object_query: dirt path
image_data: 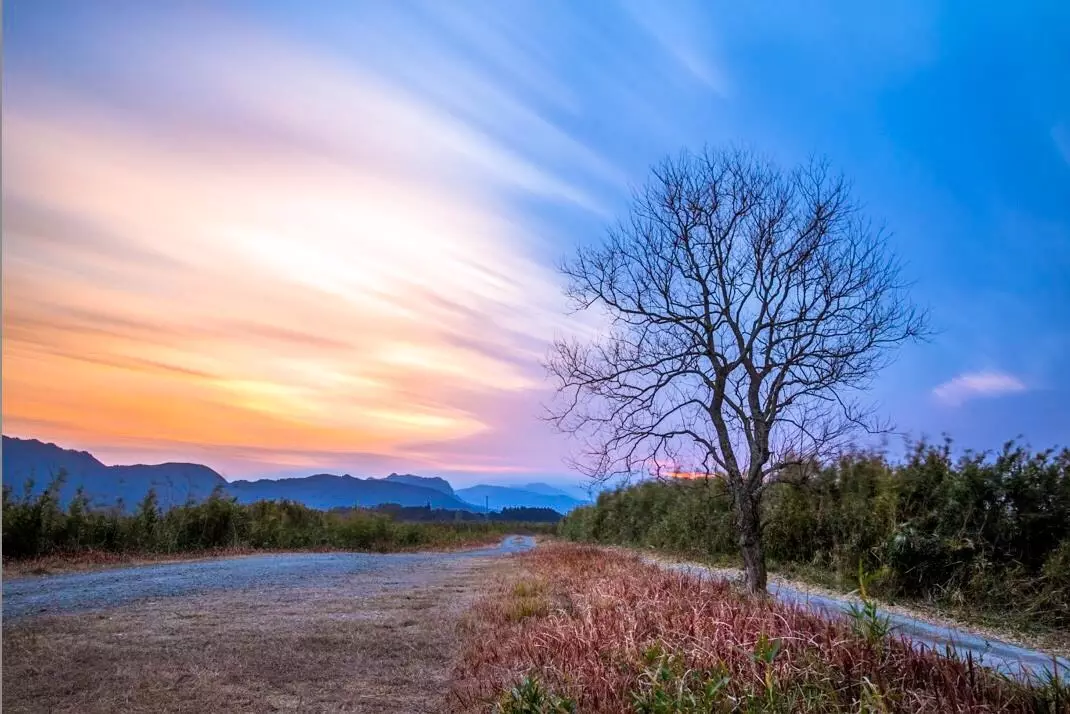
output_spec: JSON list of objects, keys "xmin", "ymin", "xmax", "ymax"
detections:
[{"xmin": 2, "ymin": 537, "xmax": 533, "ymax": 713}]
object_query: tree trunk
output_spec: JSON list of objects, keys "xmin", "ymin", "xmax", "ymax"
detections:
[{"xmin": 734, "ymin": 492, "xmax": 767, "ymax": 594}]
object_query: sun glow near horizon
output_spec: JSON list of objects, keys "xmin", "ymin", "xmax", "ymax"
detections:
[{"xmin": 5, "ymin": 1, "xmax": 1066, "ymax": 478}]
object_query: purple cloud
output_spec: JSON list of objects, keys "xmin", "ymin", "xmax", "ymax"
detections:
[{"xmin": 932, "ymin": 371, "xmax": 1027, "ymax": 406}]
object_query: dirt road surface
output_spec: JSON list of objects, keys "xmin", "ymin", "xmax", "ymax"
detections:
[{"xmin": 2, "ymin": 536, "xmax": 534, "ymax": 713}]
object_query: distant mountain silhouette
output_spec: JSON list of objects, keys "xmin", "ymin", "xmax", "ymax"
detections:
[
  {"xmin": 2, "ymin": 435, "xmax": 590, "ymax": 514},
  {"xmin": 517, "ymin": 481, "xmax": 598, "ymax": 502},
  {"xmin": 383, "ymin": 472, "xmax": 455, "ymax": 495},
  {"xmin": 226, "ymin": 473, "xmax": 472, "ymax": 510},
  {"xmin": 521, "ymin": 482, "xmax": 571, "ymax": 496},
  {"xmin": 1, "ymin": 436, "xmax": 226, "ymax": 509},
  {"xmin": 455, "ymin": 484, "xmax": 588, "ymax": 513}
]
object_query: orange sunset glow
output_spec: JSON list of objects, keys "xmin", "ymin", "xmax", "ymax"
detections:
[
  {"xmin": 7, "ymin": 1, "xmax": 1066, "ymax": 486},
  {"xmin": 1, "ymin": 12, "xmax": 611, "ymax": 480}
]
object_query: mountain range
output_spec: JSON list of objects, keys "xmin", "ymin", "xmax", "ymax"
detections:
[
  {"xmin": 0, "ymin": 436, "xmax": 590, "ymax": 513},
  {"xmin": 454, "ymin": 484, "xmax": 589, "ymax": 516}
]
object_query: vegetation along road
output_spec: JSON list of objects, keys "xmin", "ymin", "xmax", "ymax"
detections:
[{"xmin": 659, "ymin": 560, "xmax": 1070, "ymax": 681}]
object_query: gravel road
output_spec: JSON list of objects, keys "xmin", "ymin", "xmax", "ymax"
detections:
[
  {"xmin": 2, "ymin": 535, "xmax": 535, "ymax": 622},
  {"xmin": 662, "ymin": 561, "xmax": 1069, "ymax": 681}
]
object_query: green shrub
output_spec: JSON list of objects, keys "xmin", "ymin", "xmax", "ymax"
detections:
[
  {"xmin": 2, "ymin": 472, "xmax": 543, "ymax": 561},
  {"xmin": 560, "ymin": 439, "xmax": 1070, "ymax": 629},
  {"xmin": 497, "ymin": 676, "xmax": 576, "ymax": 714}
]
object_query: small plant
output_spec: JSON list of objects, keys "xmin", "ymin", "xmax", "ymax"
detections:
[
  {"xmin": 751, "ymin": 632, "xmax": 782, "ymax": 665},
  {"xmin": 1030, "ymin": 658, "xmax": 1066, "ymax": 714},
  {"xmin": 497, "ymin": 675, "xmax": 576, "ymax": 714},
  {"xmin": 631, "ymin": 644, "xmax": 730, "ymax": 713},
  {"xmin": 505, "ymin": 596, "xmax": 550, "ymax": 622},
  {"xmin": 512, "ymin": 580, "xmax": 545, "ymax": 598},
  {"xmin": 847, "ymin": 561, "xmax": 893, "ymax": 646},
  {"xmin": 750, "ymin": 632, "xmax": 783, "ymax": 704}
]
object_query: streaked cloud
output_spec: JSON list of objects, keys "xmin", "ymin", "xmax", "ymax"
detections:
[
  {"xmin": 932, "ymin": 371, "xmax": 1028, "ymax": 406},
  {"xmin": 8, "ymin": 1, "xmax": 1064, "ymax": 478},
  {"xmin": 2, "ymin": 8, "xmax": 623, "ymax": 476},
  {"xmin": 621, "ymin": 0, "xmax": 730, "ymax": 96}
]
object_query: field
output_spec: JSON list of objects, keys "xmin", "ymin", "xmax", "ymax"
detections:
[
  {"xmin": 5, "ymin": 539, "xmax": 1066, "ymax": 712},
  {"xmin": 450, "ymin": 543, "xmax": 1066, "ymax": 713},
  {"xmin": 2, "ymin": 540, "xmax": 533, "ymax": 712}
]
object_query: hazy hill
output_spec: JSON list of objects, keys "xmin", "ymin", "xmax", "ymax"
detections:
[
  {"xmin": 520, "ymin": 482, "xmax": 571, "ymax": 496},
  {"xmin": 383, "ymin": 473, "xmax": 455, "ymax": 495},
  {"xmin": 455, "ymin": 484, "xmax": 589, "ymax": 513},
  {"xmin": 2, "ymin": 435, "xmax": 589, "ymax": 514},
  {"xmin": 2, "ymin": 436, "xmax": 226, "ymax": 509},
  {"xmin": 226, "ymin": 473, "xmax": 473, "ymax": 510}
]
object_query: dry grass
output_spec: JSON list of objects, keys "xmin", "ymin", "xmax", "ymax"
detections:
[
  {"xmin": 655, "ymin": 552, "xmax": 1070, "ymax": 658},
  {"xmin": 3, "ymin": 555, "xmax": 508, "ymax": 713},
  {"xmin": 449, "ymin": 543, "xmax": 1065, "ymax": 713}
]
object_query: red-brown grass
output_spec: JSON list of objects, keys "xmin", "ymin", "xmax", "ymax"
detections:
[{"xmin": 450, "ymin": 543, "xmax": 1065, "ymax": 713}]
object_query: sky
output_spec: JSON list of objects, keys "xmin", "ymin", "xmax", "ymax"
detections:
[{"xmin": 3, "ymin": 1, "xmax": 1069, "ymax": 486}]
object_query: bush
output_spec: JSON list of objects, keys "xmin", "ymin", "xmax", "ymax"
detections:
[
  {"xmin": 560, "ymin": 440, "xmax": 1070, "ymax": 629},
  {"xmin": 496, "ymin": 676, "xmax": 575, "ymax": 714},
  {"xmin": 2, "ymin": 472, "xmax": 545, "ymax": 561}
]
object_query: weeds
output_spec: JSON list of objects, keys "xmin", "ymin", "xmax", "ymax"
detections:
[
  {"xmin": 451, "ymin": 543, "xmax": 1063, "ymax": 713},
  {"xmin": 496, "ymin": 676, "xmax": 576, "ymax": 714},
  {"xmin": 632, "ymin": 645, "xmax": 729, "ymax": 713},
  {"xmin": 505, "ymin": 596, "xmax": 550, "ymax": 622},
  {"xmin": 847, "ymin": 563, "xmax": 894, "ymax": 646},
  {"xmin": 512, "ymin": 580, "xmax": 546, "ymax": 598}
]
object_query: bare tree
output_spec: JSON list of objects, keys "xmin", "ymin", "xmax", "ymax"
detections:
[{"xmin": 546, "ymin": 148, "xmax": 927, "ymax": 593}]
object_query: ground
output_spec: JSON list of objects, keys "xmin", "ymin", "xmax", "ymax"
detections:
[
  {"xmin": 2, "ymin": 539, "xmax": 532, "ymax": 713},
  {"xmin": 3, "ymin": 539, "xmax": 1064, "ymax": 713}
]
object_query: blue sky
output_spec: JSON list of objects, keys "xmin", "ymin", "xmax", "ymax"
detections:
[{"xmin": 3, "ymin": 1, "xmax": 1068, "ymax": 483}]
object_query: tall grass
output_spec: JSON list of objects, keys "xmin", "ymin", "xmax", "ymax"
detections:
[
  {"xmin": 2, "ymin": 476, "xmax": 551, "ymax": 562},
  {"xmin": 451, "ymin": 544, "xmax": 1065, "ymax": 713},
  {"xmin": 561, "ymin": 440, "xmax": 1070, "ymax": 632}
]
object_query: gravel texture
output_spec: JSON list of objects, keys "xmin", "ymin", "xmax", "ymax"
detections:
[{"xmin": 2, "ymin": 535, "xmax": 535, "ymax": 622}]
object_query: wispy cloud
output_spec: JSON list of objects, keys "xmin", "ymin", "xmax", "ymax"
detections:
[
  {"xmin": 1, "ymin": 10, "xmax": 613, "ymax": 475},
  {"xmin": 1, "ymin": 2, "xmax": 731, "ymax": 478},
  {"xmin": 621, "ymin": 0, "xmax": 730, "ymax": 96},
  {"xmin": 932, "ymin": 371, "xmax": 1027, "ymax": 406}
]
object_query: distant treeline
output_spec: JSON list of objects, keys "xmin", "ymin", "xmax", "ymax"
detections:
[
  {"xmin": 358, "ymin": 503, "xmax": 564, "ymax": 523},
  {"xmin": 2, "ymin": 475, "xmax": 556, "ymax": 561},
  {"xmin": 561, "ymin": 440, "xmax": 1070, "ymax": 630}
]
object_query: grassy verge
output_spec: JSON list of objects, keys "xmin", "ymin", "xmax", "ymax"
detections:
[
  {"xmin": 595, "ymin": 540, "xmax": 1070, "ymax": 658},
  {"xmin": 625, "ymin": 546, "xmax": 1070, "ymax": 657},
  {"xmin": 768, "ymin": 559, "xmax": 1070, "ymax": 658},
  {"xmin": 449, "ymin": 543, "xmax": 1066, "ymax": 713}
]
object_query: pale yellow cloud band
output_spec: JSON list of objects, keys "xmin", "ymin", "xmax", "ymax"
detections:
[{"xmin": 2, "ymin": 24, "xmax": 601, "ymax": 472}]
